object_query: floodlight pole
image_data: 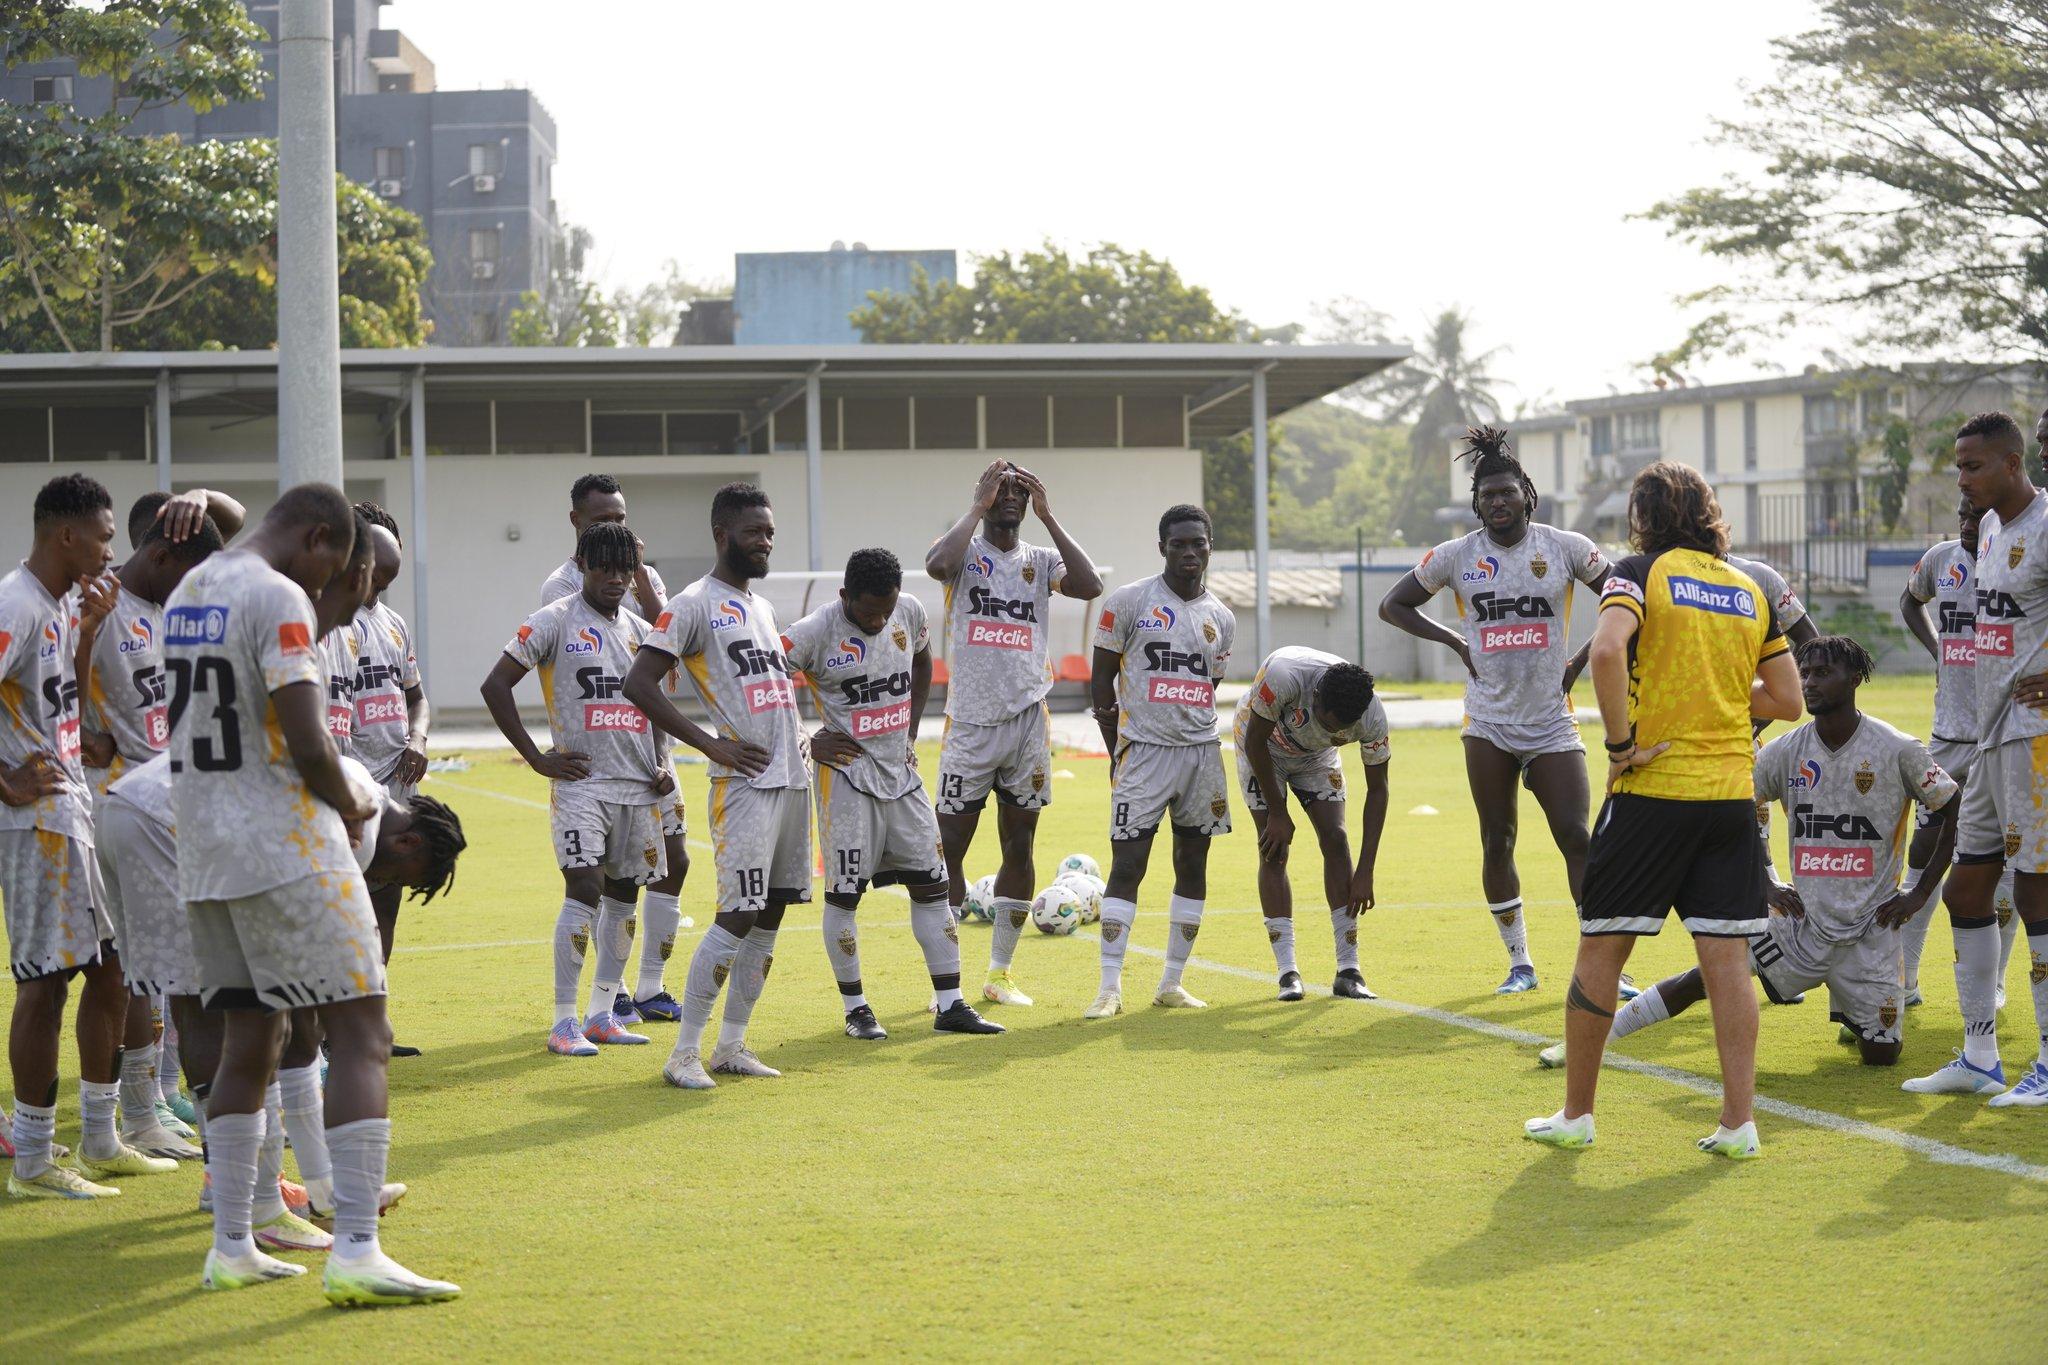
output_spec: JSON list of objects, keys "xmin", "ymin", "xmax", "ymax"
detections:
[
  {"xmin": 276, "ymin": 0, "xmax": 343, "ymax": 491},
  {"xmin": 409, "ymin": 366, "xmax": 430, "ymax": 682},
  {"xmin": 1251, "ymin": 364, "xmax": 1274, "ymax": 664}
]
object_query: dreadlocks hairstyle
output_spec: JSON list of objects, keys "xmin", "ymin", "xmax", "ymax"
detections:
[
  {"xmin": 1459, "ymin": 425, "xmax": 1537, "ymax": 521},
  {"xmin": 1627, "ymin": 460, "xmax": 1728, "ymax": 557},
  {"xmin": 127, "ymin": 491, "xmax": 171, "ymax": 548},
  {"xmin": 575, "ymin": 520, "xmax": 641, "ymax": 575},
  {"xmin": 1315, "ymin": 662, "xmax": 1376, "ymax": 727},
  {"xmin": 138, "ymin": 510, "xmax": 225, "ymax": 564},
  {"xmin": 1957, "ymin": 411, "xmax": 2026, "ymax": 454},
  {"xmin": 1795, "ymin": 634, "xmax": 1875, "ymax": 686},
  {"xmin": 353, "ymin": 500, "xmax": 401, "ymax": 547},
  {"xmin": 345, "ymin": 510, "xmax": 375, "ymax": 572},
  {"xmin": 400, "ymin": 792, "xmax": 467, "ymax": 904},
  {"xmin": 570, "ymin": 472, "xmax": 622, "ymax": 507},
  {"xmin": 710, "ymin": 481, "xmax": 771, "ymax": 531},
  {"xmin": 843, "ymin": 547, "xmax": 902, "ymax": 600},
  {"xmin": 33, "ymin": 473, "xmax": 113, "ymax": 529},
  {"xmin": 1158, "ymin": 503, "xmax": 1214, "ymax": 542}
]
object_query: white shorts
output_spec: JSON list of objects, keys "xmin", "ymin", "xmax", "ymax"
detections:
[
  {"xmin": 708, "ymin": 779, "xmax": 812, "ymax": 913},
  {"xmin": 1954, "ymin": 735, "xmax": 2048, "ymax": 874},
  {"xmin": 188, "ymin": 871, "xmax": 386, "ymax": 1013},
  {"xmin": 1749, "ymin": 913, "xmax": 1904, "ymax": 1046},
  {"xmin": 550, "ymin": 785, "xmax": 666, "ymax": 885},
  {"xmin": 97, "ymin": 798, "xmax": 197, "ymax": 997},
  {"xmin": 1462, "ymin": 712, "xmax": 1586, "ymax": 768},
  {"xmin": 1, "ymin": 828, "xmax": 111, "ymax": 982},
  {"xmin": 1235, "ymin": 745, "xmax": 1346, "ymax": 813},
  {"xmin": 936, "ymin": 706, "xmax": 1053, "ymax": 813},
  {"xmin": 1111, "ymin": 740, "xmax": 1231, "ymax": 842},
  {"xmin": 1927, "ymin": 737, "xmax": 1977, "ymax": 786},
  {"xmin": 816, "ymin": 769, "xmax": 945, "ymax": 897}
]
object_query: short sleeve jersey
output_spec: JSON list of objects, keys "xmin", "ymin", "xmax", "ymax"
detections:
[
  {"xmin": 84, "ymin": 585, "xmax": 169, "ymax": 790},
  {"xmin": 1722, "ymin": 554, "xmax": 1809, "ymax": 635},
  {"xmin": 164, "ymin": 551, "xmax": 357, "ymax": 901},
  {"xmin": 1092, "ymin": 576, "xmax": 1235, "ymax": 747},
  {"xmin": 1755, "ymin": 717, "xmax": 1956, "ymax": 943},
  {"xmin": 1905, "ymin": 538, "xmax": 1978, "ymax": 743},
  {"xmin": 349, "ymin": 601, "xmax": 420, "ymax": 783},
  {"xmin": 781, "ymin": 595, "xmax": 928, "ymax": 800},
  {"xmin": 0, "ymin": 566, "xmax": 93, "ymax": 842},
  {"xmin": 940, "ymin": 535, "xmax": 1065, "ymax": 725},
  {"xmin": 1599, "ymin": 548, "xmax": 1789, "ymax": 802},
  {"xmin": 1971, "ymin": 494, "xmax": 2048, "ymax": 749},
  {"xmin": 1244, "ymin": 646, "xmax": 1391, "ymax": 766},
  {"xmin": 502, "ymin": 594, "xmax": 667, "ymax": 805},
  {"xmin": 1412, "ymin": 524, "xmax": 1610, "ymax": 726},
  {"xmin": 318, "ymin": 623, "xmax": 359, "ymax": 751},
  {"xmin": 649, "ymin": 576, "xmax": 808, "ymax": 791}
]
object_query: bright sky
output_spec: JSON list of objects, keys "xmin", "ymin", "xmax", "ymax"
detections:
[{"xmin": 385, "ymin": 0, "xmax": 1819, "ymax": 406}]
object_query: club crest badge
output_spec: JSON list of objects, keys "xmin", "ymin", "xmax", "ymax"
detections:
[
  {"xmin": 1178, "ymin": 924, "xmax": 1198, "ymax": 942},
  {"xmin": 2013, "ymin": 537, "xmax": 2027, "ymax": 570},
  {"xmin": 1328, "ymin": 771, "xmax": 1344, "ymax": 790},
  {"xmin": 713, "ymin": 962, "xmax": 730, "ymax": 988},
  {"xmin": 2007, "ymin": 823, "xmax": 2023, "ymax": 859},
  {"xmin": 1021, "ymin": 563, "xmax": 1036, "ymax": 585},
  {"xmin": 1009, "ymin": 908, "xmax": 1029, "ymax": 929},
  {"xmin": 1531, "ymin": 553, "xmax": 1549, "ymax": 580},
  {"xmin": 2034, "ymin": 953, "xmax": 2048, "ymax": 987},
  {"xmin": 1031, "ymin": 768, "xmax": 1046, "ymax": 793},
  {"xmin": 837, "ymin": 931, "xmax": 857, "ymax": 958},
  {"xmin": 1203, "ymin": 620, "xmax": 1217, "ymax": 644},
  {"xmin": 1854, "ymin": 761, "xmax": 1875, "ymax": 795},
  {"xmin": 892, "ymin": 627, "xmax": 908, "ymax": 651},
  {"xmin": 1880, "ymin": 997, "xmax": 1898, "ymax": 1029},
  {"xmin": 1102, "ymin": 921, "xmax": 1124, "ymax": 944},
  {"xmin": 1210, "ymin": 795, "xmax": 1227, "ymax": 818}
]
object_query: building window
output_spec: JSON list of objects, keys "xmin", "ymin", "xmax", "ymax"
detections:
[
  {"xmin": 1053, "ymin": 395, "xmax": 1117, "ymax": 449},
  {"xmin": 912, "ymin": 396, "xmax": 977, "ymax": 451},
  {"xmin": 591, "ymin": 413, "xmax": 663, "ymax": 457},
  {"xmin": 1616, "ymin": 410, "xmax": 1659, "ymax": 451},
  {"xmin": 1589, "ymin": 416, "xmax": 1612, "ymax": 458},
  {"xmin": 666, "ymin": 413, "xmax": 740, "ymax": 455},
  {"xmin": 374, "ymin": 146, "xmax": 405, "ymax": 181},
  {"xmin": 53, "ymin": 406, "xmax": 147, "ymax": 462},
  {"xmin": 493, "ymin": 401, "xmax": 585, "ymax": 455},
  {"xmin": 424, "ymin": 400, "xmax": 492, "ymax": 454},
  {"xmin": 469, "ymin": 228, "xmax": 500, "ymax": 265},
  {"xmin": 468, "ymin": 142, "xmax": 504, "ymax": 178},
  {"xmin": 842, "ymin": 397, "xmax": 910, "ymax": 451},
  {"xmin": 1804, "ymin": 394, "xmax": 1851, "ymax": 436},
  {"xmin": 1123, "ymin": 395, "xmax": 1183, "ymax": 447},
  {"xmin": 985, "ymin": 393, "xmax": 1049, "ymax": 449},
  {"xmin": 0, "ymin": 407, "xmax": 48, "ymax": 462},
  {"xmin": 32, "ymin": 76, "xmax": 73, "ymax": 105}
]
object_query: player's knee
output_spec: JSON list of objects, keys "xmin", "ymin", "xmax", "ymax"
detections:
[
  {"xmin": 824, "ymin": 893, "xmax": 860, "ymax": 912},
  {"xmin": 1314, "ymin": 824, "xmax": 1349, "ymax": 862},
  {"xmin": 1478, "ymin": 823, "xmax": 1517, "ymax": 860},
  {"xmin": 15, "ymin": 976, "xmax": 66, "ymax": 1027},
  {"xmin": 1550, "ymin": 819, "xmax": 1589, "ymax": 860},
  {"xmin": 561, "ymin": 869, "xmax": 603, "ymax": 906}
]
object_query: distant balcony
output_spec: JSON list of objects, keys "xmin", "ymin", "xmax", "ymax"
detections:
[{"xmin": 369, "ymin": 28, "xmax": 436, "ymax": 92}]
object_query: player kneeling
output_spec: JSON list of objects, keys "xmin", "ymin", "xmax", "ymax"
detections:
[
  {"xmin": 1539, "ymin": 637, "xmax": 1956, "ymax": 1088},
  {"xmin": 782, "ymin": 550, "xmax": 1002, "ymax": 1038}
]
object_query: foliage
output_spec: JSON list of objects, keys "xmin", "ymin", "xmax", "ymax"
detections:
[
  {"xmin": 1643, "ymin": 0, "xmax": 2048, "ymax": 375},
  {"xmin": 507, "ymin": 221, "xmax": 720, "ymax": 347}
]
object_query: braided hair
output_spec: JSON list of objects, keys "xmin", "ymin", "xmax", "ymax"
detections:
[
  {"xmin": 400, "ymin": 793, "xmax": 467, "ymax": 904},
  {"xmin": 1459, "ymin": 425, "xmax": 1537, "ymax": 521},
  {"xmin": 1794, "ymin": 634, "xmax": 1875, "ymax": 685},
  {"xmin": 353, "ymin": 500, "xmax": 401, "ymax": 547},
  {"xmin": 575, "ymin": 521, "xmax": 641, "ymax": 575}
]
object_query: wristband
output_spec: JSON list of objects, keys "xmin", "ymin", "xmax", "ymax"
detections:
[{"xmin": 1603, "ymin": 736, "xmax": 1635, "ymax": 755}]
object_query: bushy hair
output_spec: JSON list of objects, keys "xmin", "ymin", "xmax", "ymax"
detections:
[
  {"xmin": 137, "ymin": 511, "xmax": 225, "ymax": 564},
  {"xmin": 34, "ymin": 473, "xmax": 112, "ymax": 528},
  {"xmin": 1459, "ymin": 425, "xmax": 1537, "ymax": 520},
  {"xmin": 575, "ymin": 521, "xmax": 641, "ymax": 575},
  {"xmin": 1795, "ymin": 633, "xmax": 1875, "ymax": 685},
  {"xmin": 127, "ymin": 491, "xmax": 170, "ymax": 548},
  {"xmin": 844, "ymin": 547, "xmax": 902, "ymax": 600},
  {"xmin": 353, "ymin": 500, "xmax": 401, "ymax": 546},
  {"xmin": 711, "ymin": 481, "xmax": 770, "ymax": 530},
  {"xmin": 570, "ymin": 473, "xmax": 622, "ymax": 507},
  {"xmin": 1316, "ymin": 662, "xmax": 1376, "ymax": 727},
  {"xmin": 345, "ymin": 511, "xmax": 375, "ymax": 571},
  {"xmin": 1627, "ymin": 461, "xmax": 1729, "ymax": 557},
  {"xmin": 400, "ymin": 793, "xmax": 467, "ymax": 904},
  {"xmin": 1957, "ymin": 411, "xmax": 2025, "ymax": 452},
  {"xmin": 1158, "ymin": 503, "xmax": 1213, "ymax": 541}
]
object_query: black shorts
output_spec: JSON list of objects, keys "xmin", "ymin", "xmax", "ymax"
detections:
[{"xmin": 1579, "ymin": 794, "xmax": 1768, "ymax": 938}]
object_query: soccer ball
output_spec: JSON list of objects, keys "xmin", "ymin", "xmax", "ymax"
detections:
[
  {"xmin": 1057, "ymin": 872, "xmax": 1104, "ymax": 924},
  {"xmin": 1030, "ymin": 883, "xmax": 1084, "ymax": 935},
  {"xmin": 960, "ymin": 874, "xmax": 998, "ymax": 924},
  {"xmin": 1057, "ymin": 852, "xmax": 1100, "ymax": 882}
]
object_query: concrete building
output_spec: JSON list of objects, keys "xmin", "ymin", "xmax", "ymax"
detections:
[
  {"xmin": 675, "ymin": 246, "xmax": 959, "ymax": 346},
  {"xmin": 0, "ymin": 343, "xmax": 1402, "ymax": 711},
  {"xmin": 1, "ymin": 0, "xmax": 556, "ymax": 346}
]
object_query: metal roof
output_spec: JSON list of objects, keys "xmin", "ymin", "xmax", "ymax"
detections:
[
  {"xmin": 0, "ymin": 343, "xmax": 1408, "ymax": 441},
  {"xmin": 1208, "ymin": 568, "xmax": 1344, "ymax": 611}
]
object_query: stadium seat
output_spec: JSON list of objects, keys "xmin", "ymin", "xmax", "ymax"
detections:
[
  {"xmin": 1055, "ymin": 653, "xmax": 1089, "ymax": 682},
  {"xmin": 931, "ymin": 658, "xmax": 950, "ymax": 685}
]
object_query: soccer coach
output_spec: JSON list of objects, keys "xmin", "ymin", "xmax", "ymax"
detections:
[{"xmin": 1523, "ymin": 462, "xmax": 1803, "ymax": 1159}]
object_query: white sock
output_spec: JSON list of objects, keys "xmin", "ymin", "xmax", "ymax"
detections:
[
  {"xmin": 206, "ymin": 1108, "xmax": 264, "ymax": 1258},
  {"xmin": 1956, "ymin": 919, "xmax": 2002, "ymax": 1068},
  {"xmin": 1490, "ymin": 898, "xmax": 1531, "ymax": 969},
  {"xmin": 674, "ymin": 924, "xmax": 742, "ymax": 1060},
  {"xmin": 910, "ymin": 895, "xmax": 963, "ymax": 1008},
  {"xmin": 276, "ymin": 1062, "xmax": 331, "ymax": 1198},
  {"xmin": 552, "ymin": 897, "xmax": 596, "ymax": 1027},
  {"xmin": 989, "ymin": 897, "xmax": 1028, "ymax": 971},
  {"xmin": 1159, "ymin": 896, "xmax": 1203, "ymax": 992},
  {"xmin": 717, "ymin": 926, "xmax": 778, "ymax": 1050},
  {"xmin": 119, "ymin": 1040, "xmax": 160, "ymax": 1133},
  {"xmin": 253, "ymin": 1082, "xmax": 286, "ymax": 1221},
  {"xmin": 823, "ymin": 901, "xmax": 866, "ymax": 1011},
  {"xmin": 158, "ymin": 1012, "xmax": 182, "ymax": 1101},
  {"xmin": 2030, "ymin": 929, "xmax": 2048, "ymax": 1070},
  {"xmin": 1610, "ymin": 982, "xmax": 1673, "ymax": 1039},
  {"xmin": 588, "ymin": 895, "xmax": 637, "ymax": 1020},
  {"xmin": 637, "ymin": 891, "xmax": 682, "ymax": 998},
  {"xmin": 1330, "ymin": 906, "xmax": 1360, "ymax": 972},
  {"xmin": 1901, "ymin": 898, "xmax": 1934, "ymax": 992},
  {"xmin": 1265, "ymin": 916, "xmax": 1297, "ymax": 976},
  {"xmin": 10, "ymin": 1100, "xmax": 54, "ymax": 1178},
  {"xmin": 327, "ymin": 1116, "xmax": 390, "ymax": 1263},
  {"xmin": 1098, "ymin": 897, "xmax": 1136, "ymax": 993},
  {"xmin": 79, "ymin": 1079, "xmax": 120, "ymax": 1158}
]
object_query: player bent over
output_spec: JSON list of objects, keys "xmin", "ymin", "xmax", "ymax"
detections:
[
  {"xmin": 481, "ymin": 524, "xmax": 675, "ymax": 1057},
  {"xmin": 1086, "ymin": 505, "xmax": 1235, "ymax": 1017},
  {"xmin": 168, "ymin": 485, "xmax": 455, "ymax": 1303},
  {"xmin": 1539, "ymin": 636, "xmax": 1956, "ymax": 1071},
  {"xmin": 625, "ymin": 484, "xmax": 812, "ymax": 1091},
  {"xmin": 782, "ymin": 549, "xmax": 1003, "ymax": 1038},
  {"xmin": 1234, "ymin": 648, "xmax": 1390, "ymax": 1000},
  {"xmin": 926, "ymin": 460, "xmax": 1104, "ymax": 1007}
]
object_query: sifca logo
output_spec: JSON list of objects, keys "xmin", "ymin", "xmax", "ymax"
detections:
[
  {"xmin": 118, "ymin": 616, "xmax": 155, "ymax": 655},
  {"xmin": 710, "ymin": 599, "xmax": 748, "ymax": 632},
  {"xmin": 965, "ymin": 585, "xmax": 1035, "ymax": 650},
  {"xmin": 1140, "ymin": 640, "xmax": 1214, "ymax": 707},
  {"xmin": 1134, "ymin": 605, "xmax": 1177, "ymax": 632},
  {"xmin": 564, "ymin": 625, "xmax": 602, "ymax": 656},
  {"xmin": 1789, "ymin": 758, "xmax": 1822, "ymax": 790},
  {"xmin": 1460, "ymin": 555, "xmax": 1501, "ymax": 585},
  {"xmin": 827, "ymin": 636, "xmax": 867, "ymax": 671}
]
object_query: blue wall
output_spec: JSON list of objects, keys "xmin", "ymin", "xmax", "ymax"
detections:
[{"xmin": 734, "ymin": 248, "xmax": 957, "ymax": 344}]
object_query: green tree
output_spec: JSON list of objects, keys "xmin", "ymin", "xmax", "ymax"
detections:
[
  {"xmin": 1644, "ymin": 0, "xmax": 2048, "ymax": 373},
  {"xmin": 0, "ymin": 0, "xmax": 430, "ymax": 351},
  {"xmin": 508, "ymin": 221, "xmax": 721, "ymax": 347}
]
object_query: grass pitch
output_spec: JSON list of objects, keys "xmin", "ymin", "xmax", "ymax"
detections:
[{"xmin": 3, "ymin": 677, "xmax": 2047, "ymax": 1360}]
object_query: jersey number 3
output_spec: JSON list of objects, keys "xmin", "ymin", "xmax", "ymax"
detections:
[{"xmin": 165, "ymin": 656, "xmax": 244, "ymax": 773}]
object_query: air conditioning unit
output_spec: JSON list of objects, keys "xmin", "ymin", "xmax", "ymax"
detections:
[
  {"xmin": 377, "ymin": 179, "xmax": 402, "ymax": 197},
  {"xmin": 473, "ymin": 174, "xmax": 496, "ymax": 193},
  {"xmin": 471, "ymin": 261, "xmax": 496, "ymax": 281}
]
